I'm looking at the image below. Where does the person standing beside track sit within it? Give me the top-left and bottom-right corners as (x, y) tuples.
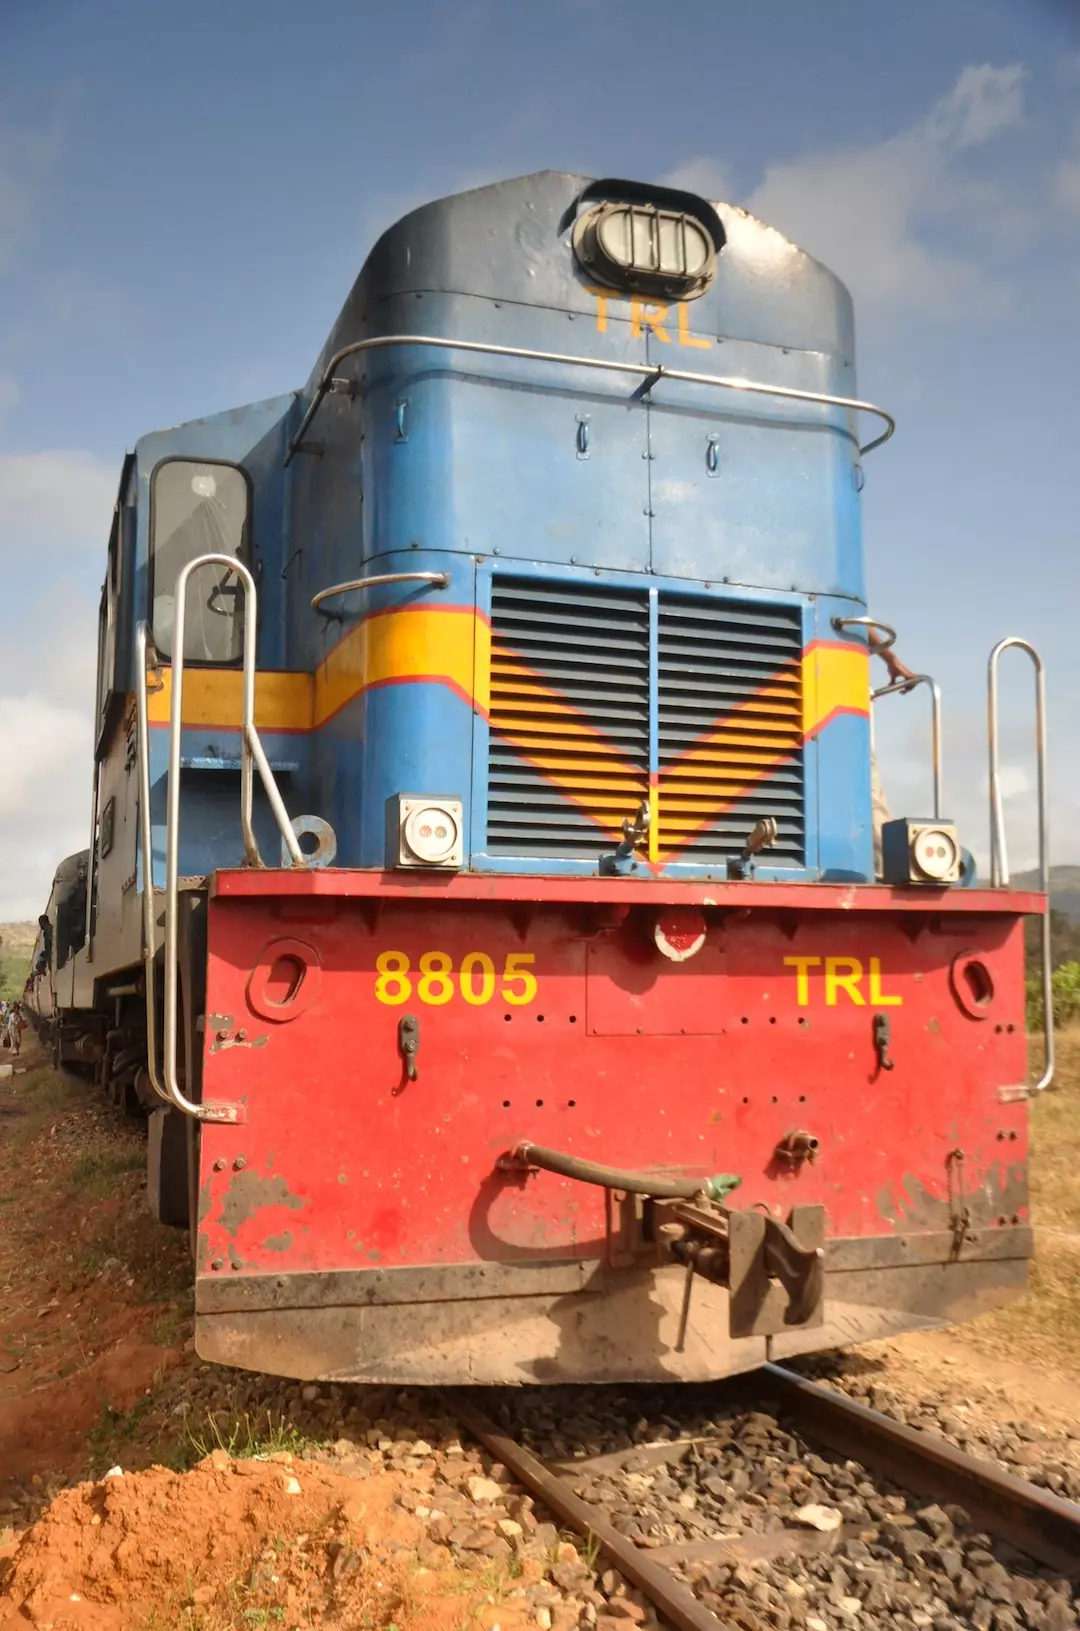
(4, 1002), (25, 1055)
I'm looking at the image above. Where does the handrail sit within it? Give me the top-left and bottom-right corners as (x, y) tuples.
(284, 332), (896, 467)
(988, 637), (1052, 1094)
(134, 621), (170, 1108)
(163, 555), (307, 1122)
(831, 614), (897, 650)
(311, 570), (450, 616)
(872, 673), (943, 820)
(83, 759), (99, 963)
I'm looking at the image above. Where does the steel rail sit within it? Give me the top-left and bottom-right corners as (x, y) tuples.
(284, 332), (896, 467)
(442, 1389), (740, 1631)
(764, 1364), (1080, 1575)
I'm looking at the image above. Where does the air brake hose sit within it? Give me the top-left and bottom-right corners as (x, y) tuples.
(511, 1141), (742, 1203)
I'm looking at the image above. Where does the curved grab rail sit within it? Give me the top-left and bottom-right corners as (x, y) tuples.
(133, 621), (171, 1108)
(163, 555), (307, 1122)
(988, 637), (1052, 1093)
(872, 673), (943, 820)
(284, 333), (896, 468)
(311, 570), (450, 616)
(831, 614), (897, 650)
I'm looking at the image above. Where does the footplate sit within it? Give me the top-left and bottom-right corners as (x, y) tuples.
(728, 1205), (826, 1338)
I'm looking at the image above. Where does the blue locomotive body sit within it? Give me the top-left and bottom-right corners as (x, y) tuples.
(105, 172), (883, 914)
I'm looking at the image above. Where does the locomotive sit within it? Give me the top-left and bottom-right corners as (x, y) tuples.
(26, 172), (1049, 1384)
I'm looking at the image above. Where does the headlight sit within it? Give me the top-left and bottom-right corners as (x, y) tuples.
(881, 818), (962, 886)
(388, 794), (464, 870)
(911, 826), (960, 882)
(404, 804), (460, 865)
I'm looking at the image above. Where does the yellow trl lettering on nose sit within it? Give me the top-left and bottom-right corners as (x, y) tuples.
(588, 291), (709, 350)
(825, 957), (865, 1006)
(586, 286), (610, 333)
(784, 953), (903, 1006)
(630, 298), (671, 342)
(869, 956), (902, 1005)
(783, 955), (821, 1007)
(677, 303), (711, 348)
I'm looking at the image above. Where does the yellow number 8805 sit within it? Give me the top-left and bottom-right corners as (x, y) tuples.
(373, 950), (537, 1007)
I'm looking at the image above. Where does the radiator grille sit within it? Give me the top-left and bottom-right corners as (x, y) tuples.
(656, 596), (804, 863)
(486, 579), (805, 866)
(487, 580), (650, 857)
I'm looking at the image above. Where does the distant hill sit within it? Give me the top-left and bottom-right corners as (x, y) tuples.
(1014, 866), (1080, 924)
(0, 922), (38, 957)
(0, 922), (37, 1000)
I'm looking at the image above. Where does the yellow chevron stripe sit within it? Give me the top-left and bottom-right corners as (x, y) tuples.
(801, 642), (870, 735)
(146, 606), (482, 730)
(144, 615), (870, 863)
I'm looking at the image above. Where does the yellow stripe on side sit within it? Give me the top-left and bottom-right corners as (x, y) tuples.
(314, 606), (481, 726)
(146, 668), (313, 731)
(802, 644), (870, 736)
(146, 607), (485, 732)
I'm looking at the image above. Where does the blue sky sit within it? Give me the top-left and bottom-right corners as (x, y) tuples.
(0, 0), (1077, 916)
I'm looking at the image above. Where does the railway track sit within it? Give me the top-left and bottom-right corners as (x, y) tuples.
(444, 1366), (1080, 1631)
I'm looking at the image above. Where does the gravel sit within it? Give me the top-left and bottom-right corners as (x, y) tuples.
(486, 1383), (1080, 1631)
(6, 1354), (1079, 1630)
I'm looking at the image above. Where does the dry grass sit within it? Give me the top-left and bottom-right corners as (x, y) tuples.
(1027, 1023), (1080, 1231)
(964, 1022), (1080, 1362)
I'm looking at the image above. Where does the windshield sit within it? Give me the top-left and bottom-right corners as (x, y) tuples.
(150, 460), (249, 663)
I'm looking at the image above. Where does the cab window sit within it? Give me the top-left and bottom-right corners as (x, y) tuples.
(150, 460), (249, 663)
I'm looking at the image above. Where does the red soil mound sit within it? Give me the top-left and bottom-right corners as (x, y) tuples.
(0, 1458), (516, 1631)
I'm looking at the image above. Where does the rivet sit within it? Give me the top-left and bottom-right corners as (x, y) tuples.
(210, 1258), (224, 1271)
(236, 1029), (247, 1042)
(231, 1260), (243, 1271)
(234, 1156), (247, 1171)
(213, 1158), (226, 1171)
(216, 1028), (229, 1041)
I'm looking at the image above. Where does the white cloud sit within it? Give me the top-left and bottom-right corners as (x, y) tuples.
(739, 63), (1027, 316)
(924, 63), (1027, 149)
(0, 610), (97, 920)
(660, 157), (734, 204)
(0, 695), (90, 820)
(0, 449), (116, 550)
(0, 448), (112, 918)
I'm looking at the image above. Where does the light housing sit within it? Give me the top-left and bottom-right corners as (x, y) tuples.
(573, 201), (718, 300)
(569, 178), (725, 301)
(881, 818), (962, 886)
(387, 794), (464, 870)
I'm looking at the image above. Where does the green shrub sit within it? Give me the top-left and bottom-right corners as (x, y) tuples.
(1027, 960), (1080, 1029)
